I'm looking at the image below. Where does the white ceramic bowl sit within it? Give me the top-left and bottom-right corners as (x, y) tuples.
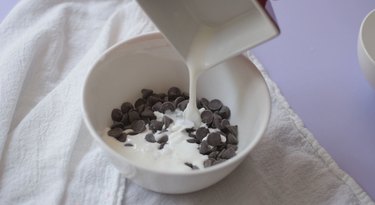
(358, 9), (375, 89)
(82, 33), (271, 194)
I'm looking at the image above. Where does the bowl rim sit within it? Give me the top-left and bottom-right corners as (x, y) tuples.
(81, 32), (271, 176)
(359, 9), (375, 65)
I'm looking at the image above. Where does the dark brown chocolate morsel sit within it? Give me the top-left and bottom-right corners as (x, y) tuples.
(167, 87), (181, 101)
(160, 102), (175, 113)
(201, 110), (213, 125)
(151, 101), (162, 112)
(134, 98), (146, 109)
(227, 133), (238, 145)
(162, 116), (174, 129)
(110, 121), (124, 129)
(218, 105), (231, 119)
(124, 143), (133, 147)
(149, 120), (164, 132)
(147, 95), (162, 106)
(141, 108), (155, 119)
(212, 113), (223, 129)
(121, 102), (133, 113)
(145, 133), (156, 143)
(207, 132), (223, 146)
(111, 109), (123, 122)
(121, 112), (130, 126)
(200, 98), (210, 110)
(199, 141), (211, 155)
(203, 159), (215, 168)
(157, 135), (169, 144)
(208, 151), (219, 159)
(188, 133), (196, 138)
(208, 99), (223, 111)
(195, 127), (209, 142)
(128, 110), (141, 123)
(221, 119), (230, 128)
(185, 127), (195, 133)
(136, 104), (145, 113)
(158, 142), (167, 150)
(220, 147), (236, 159)
(177, 100), (189, 111)
(107, 127), (123, 138)
(186, 138), (198, 143)
(227, 125), (238, 137)
(116, 133), (127, 142)
(174, 96), (185, 107)
(184, 162), (193, 169)
(141, 88), (153, 99)
(131, 120), (146, 133)
(212, 159), (226, 165)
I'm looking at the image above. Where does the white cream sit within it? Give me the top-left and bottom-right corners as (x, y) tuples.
(183, 27), (214, 127)
(103, 109), (210, 172)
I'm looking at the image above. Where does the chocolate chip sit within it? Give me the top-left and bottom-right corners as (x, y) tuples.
(145, 133), (156, 143)
(182, 92), (189, 100)
(218, 105), (231, 119)
(121, 112), (130, 126)
(196, 127), (209, 142)
(131, 120), (146, 133)
(158, 93), (167, 100)
(136, 104), (145, 113)
(187, 138), (198, 143)
(204, 159), (215, 167)
(185, 127), (196, 133)
(192, 165), (199, 170)
(128, 110), (141, 123)
(127, 131), (139, 136)
(188, 133), (196, 138)
(107, 127), (123, 138)
(227, 133), (238, 145)
(110, 122), (124, 129)
(208, 99), (223, 111)
(212, 114), (223, 129)
(158, 142), (167, 150)
(157, 135), (168, 144)
(168, 87), (181, 101)
(116, 133), (127, 142)
(184, 162), (193, 169)
(221, 119), (230, 128)
(208, 151), (219, 159)
(147, 95), (161, 106)
(124, 143), (133, 147)
(160, 102), (175, 113)
(201, 110), (213, 125)
(134, 98), (146, 109)
(227, 125), (238, 137)
(141, 108), (155, 119)
(174, 96), (185, 107)
(220, 147), (236, 159)
(199, 141), (211, 155)
(200, 98), (210, 110)
(121, 102), (133, 113)
(226, 144), (238, 151)
(151, 101), (162, 112)
(141, 89), (153, 99)
(111, 109), (123, 122)
(149, 120), (164, 132)
(212, 159), (226, 165)
(207, 132), (223, 146)
(162, 116), (174, 129)
(177, 100), (189, 111)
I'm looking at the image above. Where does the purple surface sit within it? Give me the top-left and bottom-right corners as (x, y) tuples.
(252, 0), (375, 200)
(1, 0), (375, 201)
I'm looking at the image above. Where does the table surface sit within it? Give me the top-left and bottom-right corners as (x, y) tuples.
(1, 0), (375, 201)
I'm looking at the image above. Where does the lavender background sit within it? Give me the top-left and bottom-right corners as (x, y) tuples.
(1, 0), (375, 200)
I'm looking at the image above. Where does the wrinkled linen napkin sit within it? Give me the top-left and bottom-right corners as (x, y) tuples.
(0, 0), (373, 205)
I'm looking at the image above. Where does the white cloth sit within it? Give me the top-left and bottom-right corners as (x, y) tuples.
(0, 0), (373, 205)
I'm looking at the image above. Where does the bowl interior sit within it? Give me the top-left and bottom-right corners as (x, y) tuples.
(83, 33), (270, 171)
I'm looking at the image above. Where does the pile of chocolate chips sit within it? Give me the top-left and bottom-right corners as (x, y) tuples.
(185, 98), (238, 168)
(107, 87), (189, 147)
(106, 87), (239, 169)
